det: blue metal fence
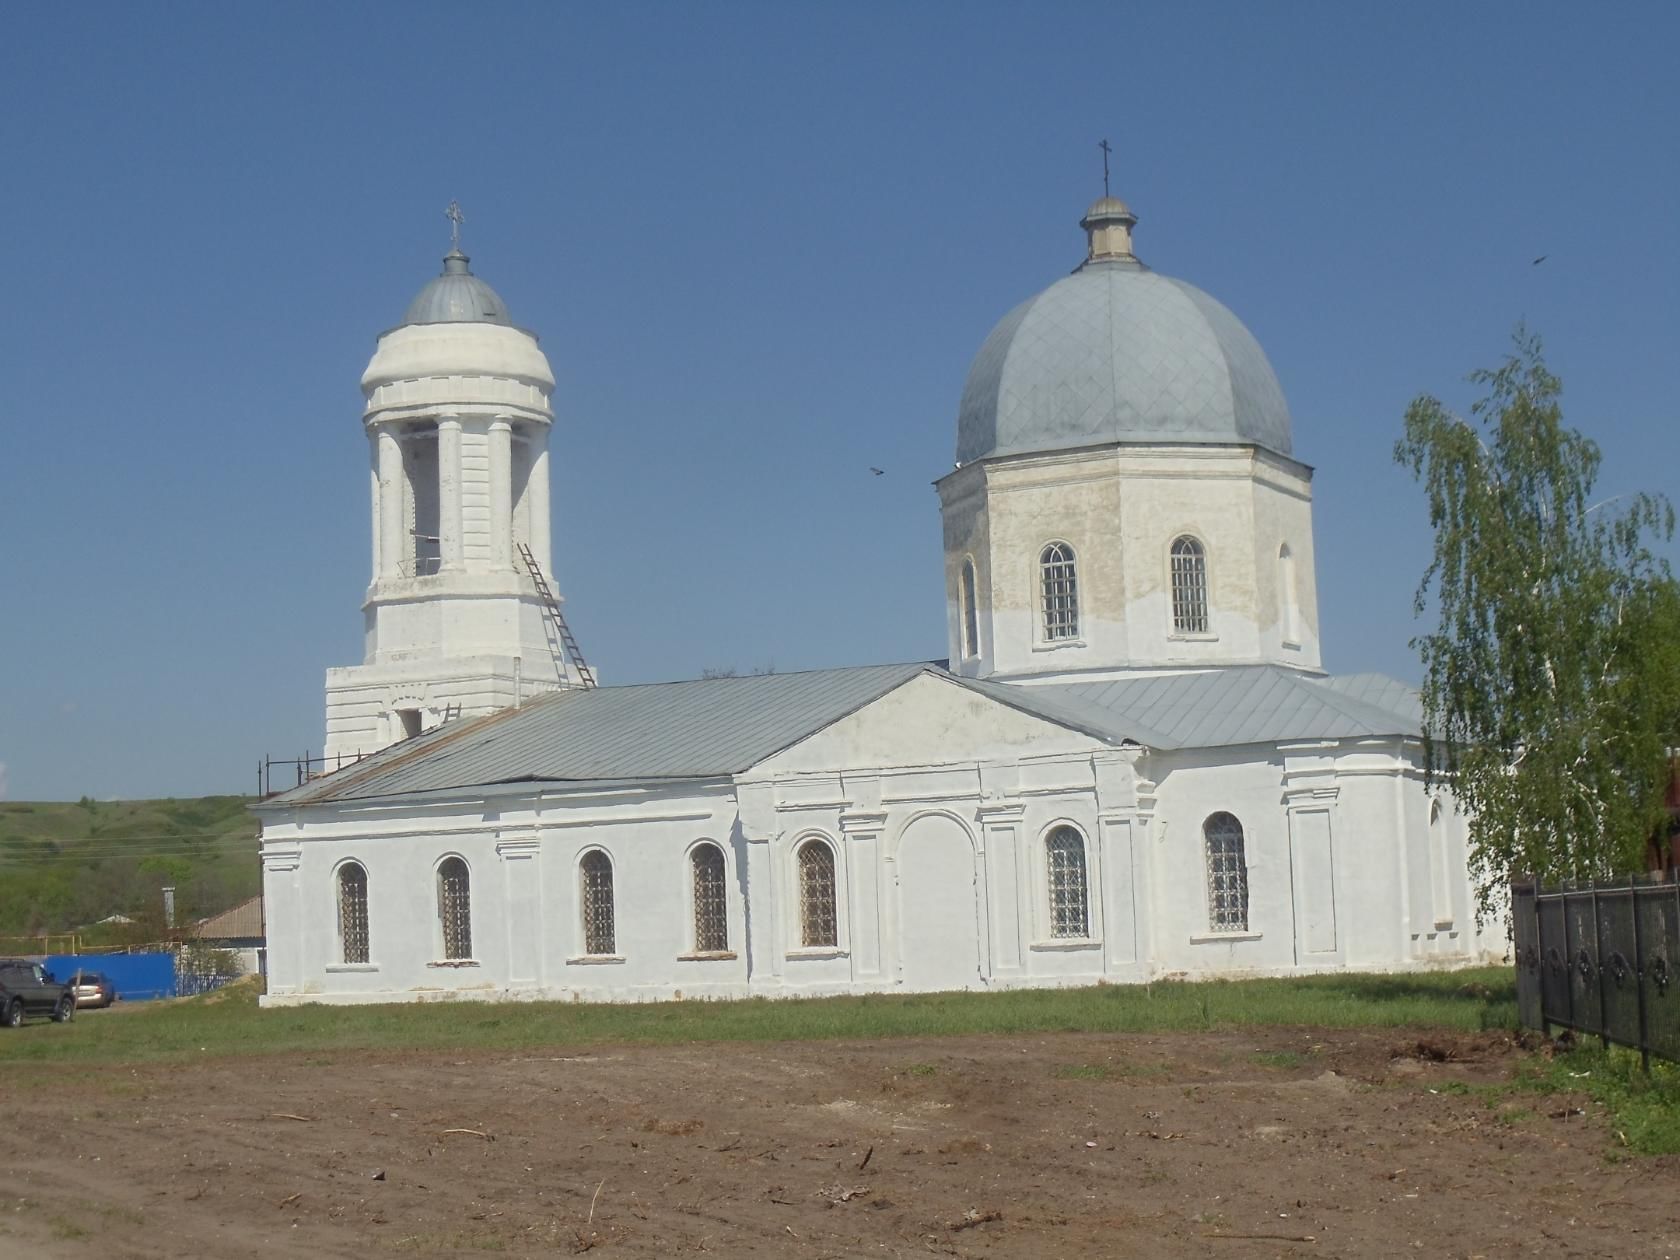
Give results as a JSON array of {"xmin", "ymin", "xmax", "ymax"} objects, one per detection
[{"xmin": 43, "ymin": 952, "xmax": 177, "ymax": 1001}]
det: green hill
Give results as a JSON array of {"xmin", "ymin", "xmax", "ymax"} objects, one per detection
[{"xmin": 0, "ymin": 796, "xmax": 260, "ymax": 945}]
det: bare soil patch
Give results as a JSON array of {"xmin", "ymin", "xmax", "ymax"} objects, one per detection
[{"xmin": 1, "ymin": 1025, "xmax": 1674, "ymax": 1258}]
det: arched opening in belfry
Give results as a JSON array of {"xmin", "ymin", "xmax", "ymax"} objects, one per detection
[
  {"xmin": 511, "ymin": 429, "xmax": 537, "ymax": 554},
  {"xmin": 402, "ymin": 423, "xmax": 441, "ymax": 576}
]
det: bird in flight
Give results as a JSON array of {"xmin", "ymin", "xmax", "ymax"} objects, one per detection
[
  {"xmin": 869, "ymin": 467, "xmax": 885, "ymax": 476},
  {"xmin": 1532, "ymin": 255, "xmax": 1548, "ymax": 266}
]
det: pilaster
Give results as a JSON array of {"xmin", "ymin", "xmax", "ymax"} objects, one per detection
[
  {"xmin": 497, "ymin": 834, "xmax": 542, "ymax": 986},
  {"xmin": 976, "ymin": 801, "xmax": 1026, "ymax": 977},
  {"xmin": 838, "ymin": 809, "xmax": 888, "ymax": 980}
]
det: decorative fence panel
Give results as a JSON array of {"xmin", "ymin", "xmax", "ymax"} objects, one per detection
[{"xmin": 1512, "ymin": 875, "xmax": 1680, "ymax": 1067}]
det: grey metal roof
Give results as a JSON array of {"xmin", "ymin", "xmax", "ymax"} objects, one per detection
[
  {"xmin": 264, "ymin": 662, "xmax": 932, "ymax": 806},
  {"xmin": 263, "ymin": 663, "xmax": 1424, "ymax": 810},
  {"xmin": 979, "ymin": 666, "xmax": 1422, "ymax": 751},
  {"xmin": 401, "ymin": 249, "xmax": 513, "ymax": 327},
  {"xmin": 956, "ymin": 258, "xmax": 1293, "ymax": 466}
]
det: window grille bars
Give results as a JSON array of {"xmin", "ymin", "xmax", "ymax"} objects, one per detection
[
  {"xmin": 1046, "ymin": 827, "xmax": 1090, "ymax": 938},
  {"xmin": 798, "ymin": 841, "xmax": 838, "ymax": 947},
  {"xmin": 1040, "ymin": 543, "xmax": 1079, "ymax": 640},
  {"xmin": 1171, "ymin": 537, "xmax": 1209, "ymax": 634},
  {"xmin": 960, "ymin": 560, "xmax": 980, "ymax": 659},
  {"xmin": 1203, "ymin": 813, "xmax": 1249, "ymax": 932},
  {"xmin": 437, "ymin": 857, "xmax": 473, "ymax": 960},
  {"xmin": 338, "ymin": 862, "xmax": 369, "ymax": 965},
  {"xmin": 691, "ymin": 844, "xmax": 729, "ymax": 952},
  {"xmin": 581, "ymin": 850, "xmax": 616, "ymax": 956}
]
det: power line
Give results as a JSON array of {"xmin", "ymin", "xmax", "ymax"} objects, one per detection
[{"xmin": 0, "ymin": 829, "xmax": 256, "ymax": 846}]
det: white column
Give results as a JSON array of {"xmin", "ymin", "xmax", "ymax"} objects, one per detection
[
  {"xmin": 438, "ymin": 416, "xmax": 464, "ymax": 572},
  {"xmin": 376, "ymin": 426, "xmax": 404, "ymax": 580},
  {"xmin": 489, "ymin": 417, "xmax": 513, "ymax": 570},
  {"xmin": 529, "ymin": 434, "xmax": 552, "ymax": 575}
]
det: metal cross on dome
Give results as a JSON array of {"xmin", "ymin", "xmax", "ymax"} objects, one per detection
[
  {"xmin": 1098, "ymin": 139, "xmax": 1112, "ymax": 198},
  {"xmin": 445, "ymin": 200, "xmax": 465, "ymax": 250}
]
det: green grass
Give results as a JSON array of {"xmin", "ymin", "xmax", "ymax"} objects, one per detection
[
  {"xmin": 0, "ymin": 968, "xmax": 1517, "ymax": 1069},
  {"xmin": 1519, "ymin": 1045, "xmax": 1680, "ymax": 1155},
  {"xmin": 1415, "ymin": 1041, "xmax": 1680, "ymax": 1155}
]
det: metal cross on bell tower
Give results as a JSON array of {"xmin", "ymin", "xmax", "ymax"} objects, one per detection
[
  {"xmin": 1098, "ymin": 139, "xmax": 1113, "ymax": 198},
  {"xmin": 445, "ymin": 200, "xmax": 465, "ymax": 250}
]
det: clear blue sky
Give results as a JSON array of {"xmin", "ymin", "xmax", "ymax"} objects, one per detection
[{"xmin": 2, "ymin": 3, "xmax": 1675, "ymax": 801}]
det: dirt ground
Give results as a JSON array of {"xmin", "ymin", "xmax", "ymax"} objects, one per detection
[{"xmin": 1, "ymin": 1022, "xmax": 1674, "ymax": 1259}]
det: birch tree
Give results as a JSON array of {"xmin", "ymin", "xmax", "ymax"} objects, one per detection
[{"xmin": 1396, "ymin": 329, "xmax": 1680, "ymax": 916}]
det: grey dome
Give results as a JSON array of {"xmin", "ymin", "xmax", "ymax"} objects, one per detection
[
  {"xmin": 956, "ymin": 256, "xmax": 1292, "ymax": 465},
  {"xmin": 401, "ymin": 249, "xmax": 513, "ymax": 327}
]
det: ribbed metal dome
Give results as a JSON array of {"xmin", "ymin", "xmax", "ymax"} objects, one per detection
[
  {"xmin": 955, "ymin": 204, "xmax": 1292, "ymax": 465},
  {"xmin": 400, "ymin": 249, "xmax": 513, "ymax": 327}
]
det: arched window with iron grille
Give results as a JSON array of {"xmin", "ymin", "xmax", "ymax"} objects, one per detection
[
  {"xmin": 1171, "ymin": 536, "xmax": 1209, "ymax": 634},
  {"xmin": 1045, "ymin": 826, "xmax": 1090, "ymax": 938},
  {"xmin": 691, "ymin": 843, "xmax": 729, "ymax": 953},
  {"xmin": 960, "ymin": 559, "xmax": 980, "ymax": 659},
  {"xmin": 580, "ymin": 850, "xmax": 616, "ymax": 956},
  {"xmin": 797, "ymin": 840, "xmax": 838, "ymax": 948},
  {"xmin": 437, "ymin": 856, "xmax": 472, "ymax": 960},
  {"xmin": 1202, "ymin": 813, "xmax": 1249, "ymax": 932},
  {"xmin": 1039, "ymin": 542, "xmax": 1079, "ymax": 640},
  {"xmin": 337, "ymin": 862, "xmax": 369, "ymax": 965}
]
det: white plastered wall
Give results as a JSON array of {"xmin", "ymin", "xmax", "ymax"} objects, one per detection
[{"xmin": 265, "ymin": 676, "xmax": 1497, "ymax": 1008}]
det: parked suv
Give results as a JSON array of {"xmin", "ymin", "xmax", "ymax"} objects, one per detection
[{"xmin": 0, "ymin": 959, "xmax": 75, "ymax": 1026}]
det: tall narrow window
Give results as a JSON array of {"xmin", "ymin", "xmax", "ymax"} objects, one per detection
[
  {"xmin": 437, "ymin": 856, "xmax": 472, "ymax": 960},
  {"xmin": 1040, "ymin": 542, "xmax": 1079, "ymax": 640},
  {"xmin": 580, "ymin": 850, "xmax": 616, "ymax": 956},
  {"xmin": 1203, "ymin": 813, "xmax": 1249, "ymax": 933},
  {"xmin": 337, "ymin": 862, "xmax": 369, "ymax": 965},
  {"xmin": 691, "ymin": 843, "xmax": 729, "ymax": 953},
  {"xmin": 1171, "ymin": 536, "xmax": 1209, "ymax": 634},
  {"xmin": 1278, "ymin": 544, "xmax": 1300, "ymax": 645},
  {"xmin": 960, "ymin": 559, "xmax": 980, "ymax": 659},
  {"xmin": 797, "ymin": 840, "xmax": 838, "ymax": 947},
  {"xmin": 1046, "ymin": 826, "xmax": 1090, "ymax": 938}
]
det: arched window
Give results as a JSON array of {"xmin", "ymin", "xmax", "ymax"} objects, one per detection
[
  {"xmin": 797, "ymin": 840, "xmax": 838, "ymax": 947},
  {"xmin": 690, "ymin": 843, "xmax": 729, "ymax": 953},
  {"xmin": 960, "ymin": 559, "xmax": 980, "ymax": 659},
  {"xmin": 1040, "ymin": 542, "xmax": 1079, "ymax": 640},
  {"xmin": 1203, "ymin": 813, "xmax": 1249, "ymax": 933},
  {"xmin": 580, "ymin": 850, "xmax": 616, "ymax": 956},
  {"xmin": 437, "ymin": 857, "xmax": 472, "ymax": 960},
  {"xmin": 1278, "ymin": 544, "xmax": 1300, "ymax": 645},
  {"xmin": 337, "ymin": 862, "xmax": 369, "ymax": 965},
  {"xmin": 1171, "ymin": 536, "xmax": 1209, "ymax": 634},
  {"xmin": 1045, "ymin": 826, "xmax": 1090, "ymax": 938}
]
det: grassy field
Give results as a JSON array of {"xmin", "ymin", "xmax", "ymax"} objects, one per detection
[{"xmin": 0, "ymin": 967, "xmax": 1519, "ymax": 1067}]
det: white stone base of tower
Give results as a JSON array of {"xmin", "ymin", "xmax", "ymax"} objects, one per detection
[{"xmin": 324, "ymin": 652, "xmax": 571, "ymax": 764}]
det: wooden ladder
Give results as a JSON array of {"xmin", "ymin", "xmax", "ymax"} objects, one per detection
[{"xmin": 516, "ymin": 543, "xmax": 596, "ymax": 689}]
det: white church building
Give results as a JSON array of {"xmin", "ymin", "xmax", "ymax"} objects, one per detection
[{"xmin": 255, "ymin": 195, "xmax": 1499, "ymax": 1006}]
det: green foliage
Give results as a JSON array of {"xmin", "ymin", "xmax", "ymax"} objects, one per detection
[
  {"xmin": 1396, "ymin": 329, "xmax": 1680, "ymax": 916},
  {"xmin": 0, "ymin": 795, "xmax": 259, "ymax": 939},
  {"xmin": 0, "ymin": 968, "xmax": 1518, "ymax": 1067}
]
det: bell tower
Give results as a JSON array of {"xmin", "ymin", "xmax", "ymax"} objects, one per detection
[{"xmin": 324, "ymin": 210, "xmax": 586, "ymax": 761}]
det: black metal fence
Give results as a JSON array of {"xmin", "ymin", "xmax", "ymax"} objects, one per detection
[{"xmin": 1512, "ymin": 874, "xmax": 1680, "ymax": 1068}]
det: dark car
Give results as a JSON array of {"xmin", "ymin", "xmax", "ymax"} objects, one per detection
[
  {"xmin": 0, "ymin": 960, "xmax": 75, "ymax": 1026},
  {"xmin": 68, "ymin": 971, "xmax": 116, "ymax": 1009}
]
